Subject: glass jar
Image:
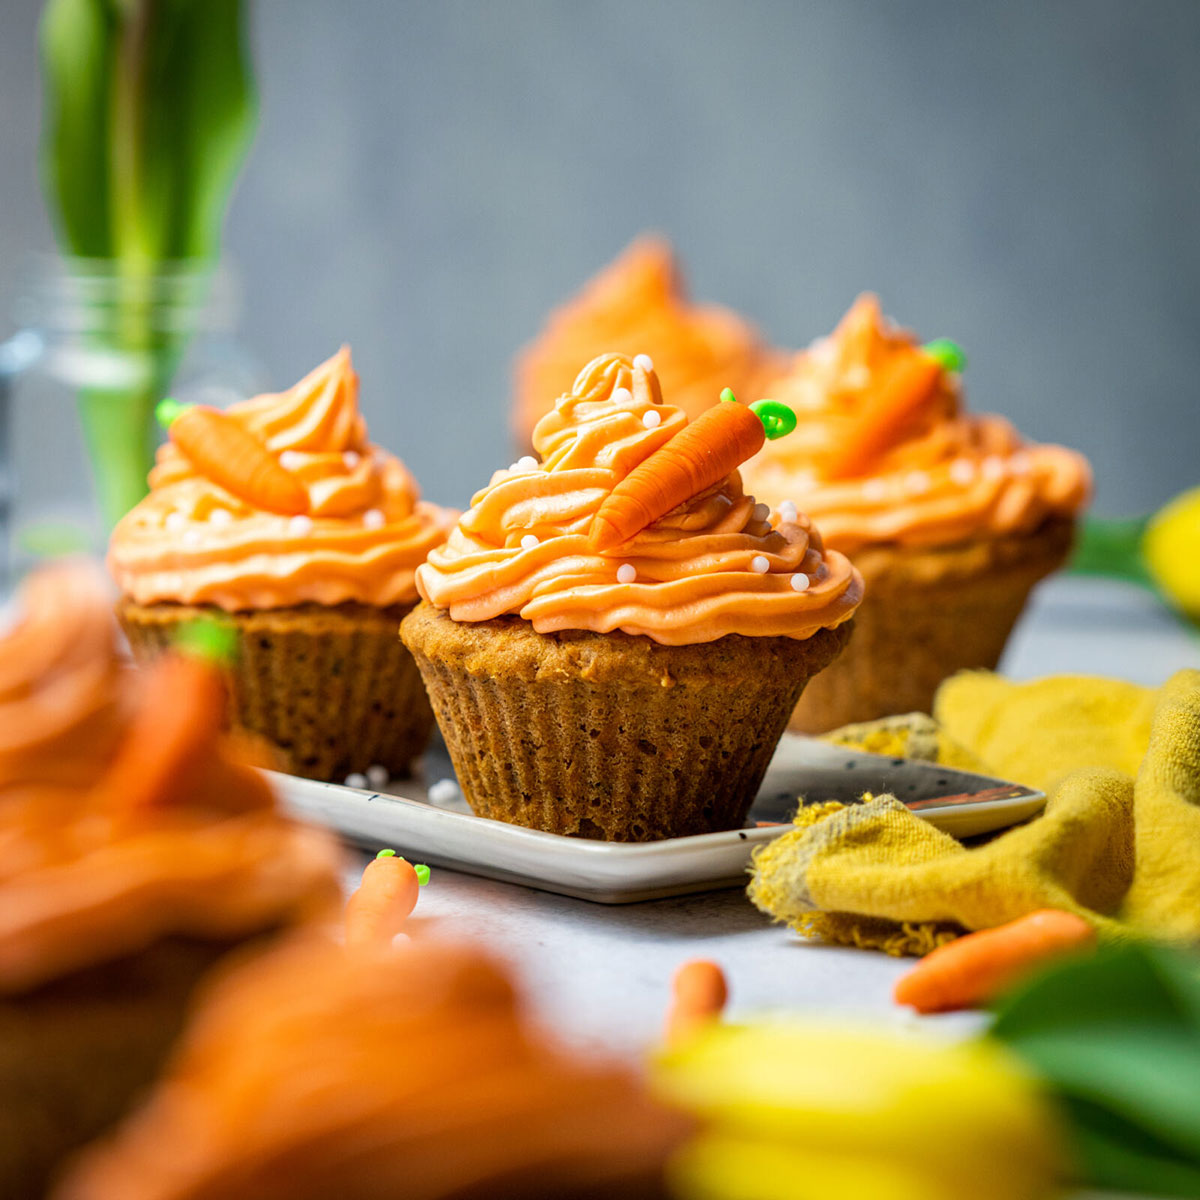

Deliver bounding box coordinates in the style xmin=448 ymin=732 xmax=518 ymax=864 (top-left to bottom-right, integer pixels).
xmin=0 ymin=258 xmax=263 ymax=589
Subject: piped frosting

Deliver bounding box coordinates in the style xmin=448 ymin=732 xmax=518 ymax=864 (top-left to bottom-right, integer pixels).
xmin=108 ymin=348 xmax=456 ymax=611
xmin=0 ymin=564 xmax=342 ymax=994
xmin=742 ymin=295 xmax=1092 ymax=553
xmin=419 ymin=353 xmax=862 ymax=645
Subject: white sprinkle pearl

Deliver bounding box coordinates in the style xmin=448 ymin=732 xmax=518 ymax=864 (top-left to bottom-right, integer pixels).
xmin=982 ymin=456 xmax=1007 ymax=480
xmin=642 ymin=409 xmax=662 ymax=429
xmin=633 ymin=354 xmax=654 ymax=372
xmin=515 ymin=455 xmax=538 ymax=470
xmin=520 ymin=534 xmax=539 ymax=550
xmin=182 ymin=529 xmax=202 ymax=548
xmin=289 ymin=515 xmax=313 ymax=536
xmin=790 ymin=573 xmax=811 ymax=592
xmin=905 ymin=471 xmax=931 ymax=494
xmin=780 ymin=500 xmax=799 ymax=523
xmin=843 ymin=364 xmax=870 ymax=388
xmin=209 ymin=509 xmax=232 ymax=526
xmin=363 ymin=509 xmax=385 ymax=529
xmin=165 ymin=512 xmax=186 ymax=533
xmin=949 ymin=458 xmax=976 ymax=486
xmin=365 ymin=764 xmax=390 ymax=788
xmin=1010 ymin=452 xmax=1033 ymax=475
xmin=279 ymin=450 xmax=304 ymax=471
xmin=616 ymin=563 xmax=636 ymax=584
xmin=751 ymin=555 xmax=770 ymax=574
xmin=752 ymin=502 xmax=770 ymax=523
xmin=863 ymin=479 xmax=888 ymax=502
xmin=343 ymin=450 xmax=360 ymax=469
xmin=344 ymin=772 xmax=368 ymax=790
xmin=428 ymin=778 xmax=462 ymax=806
xmin=612 ymin=387 xmax=633 ymax=406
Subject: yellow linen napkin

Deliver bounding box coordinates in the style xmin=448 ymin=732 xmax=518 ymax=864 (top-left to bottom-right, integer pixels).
xmin=750 ymin=669 xmax=1200 ymax=953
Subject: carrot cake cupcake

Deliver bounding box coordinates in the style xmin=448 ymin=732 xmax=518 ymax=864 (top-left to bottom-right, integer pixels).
xmin=0 ymin=564 xmax=342 ymax=1200
xmin=513 ymin=235 xmax=782 ymax=447
xmin=741 ymin=295 xmax=1092 ymax=731
xmin=403 ymin=352 xmax=862 ymax=840
xmin=109 ymin=348 xmax=457 ymax=781
xmin=56 ymin=932 xmax=689 ymax=1200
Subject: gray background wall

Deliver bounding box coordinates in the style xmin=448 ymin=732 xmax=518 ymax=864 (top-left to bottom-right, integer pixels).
xmin=2 ymin=0 xmax=1198 ymax=515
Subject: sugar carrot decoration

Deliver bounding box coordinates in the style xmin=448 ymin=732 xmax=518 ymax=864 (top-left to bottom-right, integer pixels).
xmin=157 ymin=398 xmax=309 ymax=516
xmin=590 ymin=390 xmax=796 ymax=550
xmin=821 ymin=339 xmax=965 ymax=480
xmin=97 ymin=619 xmax=273 ymax=817
xmin=893 ymin=909 xmax=1096 ymax=1014
xmin=344 ymin=849 xmax=430 ymax=955
xmin=665 ymin=959 xmax=728 ymax=1046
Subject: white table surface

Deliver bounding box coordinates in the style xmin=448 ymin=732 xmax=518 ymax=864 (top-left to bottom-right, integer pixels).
xmin=343 ymin=576 xmax=1200 ymax=1055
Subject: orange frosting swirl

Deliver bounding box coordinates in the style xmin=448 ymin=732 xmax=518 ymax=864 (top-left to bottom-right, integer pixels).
xmin=742 ymin=295 xmax=1092 ymax=554
xmin=0 ymin=563 xmax=131 ymax=795
xmin=513 ymin=235 xmax=783 ymax=445
xmin=55 ymin=936 xmax=689 ymax=1200
xmin=418 ymin=353 xmax=862 ymax=645
xmin=108 ymin=348 xmax=456 ymax=611
xmin=0 ymin=564 xmax=342 ymax=994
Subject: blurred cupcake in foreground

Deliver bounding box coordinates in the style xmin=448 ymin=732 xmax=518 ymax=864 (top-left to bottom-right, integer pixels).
xmin=741 ymin=295 xmax=1092 ymax=731
xmin=57 ymin=933 xmax=688 ymax=1200
xmin=109 ymin=348 xmax=457 ymax=781
xmin=513 ymin=235 xmax=782 ymax=447
xmin=0 ymin=564 xmax=342 ymax=1200
xmin=404 ymin=352 xmax=861 ymax=841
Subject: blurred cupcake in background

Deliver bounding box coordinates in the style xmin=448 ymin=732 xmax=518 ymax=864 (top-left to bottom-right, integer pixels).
xmin=405 ymin=352 xmax=861 ymax=841
xmin=0 ymin=564 xmax=342 ymax=1200
xmin=741 ymin=295 xmax=1092 ymax=731
xmin=513 ymin=235 xmax=782 ymax=447
xmin=56 ymin=935 xmax=689 ymax=1200
xmin=109 ymin=348 xmax=457 ymax=782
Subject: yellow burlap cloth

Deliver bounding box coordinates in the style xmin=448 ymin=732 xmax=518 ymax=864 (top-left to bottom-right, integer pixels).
xmin=749 ymin=669 xmax=1200 ymax=955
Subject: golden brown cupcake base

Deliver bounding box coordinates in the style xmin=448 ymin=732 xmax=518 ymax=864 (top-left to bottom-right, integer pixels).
xmin=789 ymin=518 xmax=1075 ymax=733
xmin=0 ymin=937 xmax=249 ymax=1200
xmin=402 ymin=603 xmax=850 ymax=841
xmin=118 ymin=601 xmax=433 ymax=782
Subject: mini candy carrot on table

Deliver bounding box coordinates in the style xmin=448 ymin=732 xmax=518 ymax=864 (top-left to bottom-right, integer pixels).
xmin=344 ymin=849 xmax=431 ymax=955
xmin=156 ymin=398 xmax=309 ymax=516
xmin=819 ymin=339 xmax=966 ymax=480
xmin=664 ymin=959 xmax=728 ymax=1047
xmin=590 ymin=389 xmax=796 ymax=550
xmin=893 ymin=908 xmax=1096 ymax=1014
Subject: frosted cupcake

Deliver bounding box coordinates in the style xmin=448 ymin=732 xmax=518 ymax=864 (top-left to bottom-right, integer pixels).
xmin=57 ymin=935 xmax=689 ymax=1200
xmin=403 ymin=352 xmax=862 ymax=841
xmin=109 ymin=348 xmax=457 ymax=781
xmin=0 ymin=564 xmax=342 ymax=1200
xmin=513 ymin=235 xmax=782 ymax=447
xmin=741 ymin=295 xmax=1092 ymax=731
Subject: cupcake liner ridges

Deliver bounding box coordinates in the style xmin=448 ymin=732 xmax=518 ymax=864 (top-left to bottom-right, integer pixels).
xmin=118 ymin=601 xmax=433 ymax=782
xmin=401 ymin=603 xmax=851 ymax=841
xmin=789 ymin=517 xmax=1075 ymax=733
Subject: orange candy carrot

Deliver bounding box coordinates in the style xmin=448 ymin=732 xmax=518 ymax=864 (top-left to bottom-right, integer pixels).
xmin=97 ymin=653 xmax=226 ymax=818
xmin=820 ymin=347 xmax=945 ymax=480
xmin=344 ymin=851 xmax=428 ymax=954
xmin=893 ymin=909 xmax=1097 ymax=1014
xmin=590 ymin=391 xmax=793 ymax=550
xmin=157 ymin=399 xmax=309 ymax=516
xmin=665 ymin=959 xmax=728 ymax=1046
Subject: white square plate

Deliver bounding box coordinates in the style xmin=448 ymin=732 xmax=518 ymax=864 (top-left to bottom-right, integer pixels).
xmin=275 ymin=734 xmax=1043 ymax=903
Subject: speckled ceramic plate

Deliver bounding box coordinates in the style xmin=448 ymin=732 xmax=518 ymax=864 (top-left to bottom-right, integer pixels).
xmin=275 ymin=734 xmax=1043 ymax=904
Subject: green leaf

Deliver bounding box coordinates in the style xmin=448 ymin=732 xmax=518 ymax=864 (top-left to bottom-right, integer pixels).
xmin=39 ymin=0 xmax=116 ymax=256
xmin=990 ymin=944 xmax=1200 ymax=1196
